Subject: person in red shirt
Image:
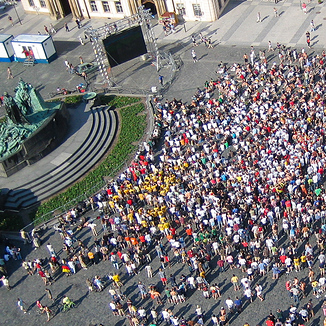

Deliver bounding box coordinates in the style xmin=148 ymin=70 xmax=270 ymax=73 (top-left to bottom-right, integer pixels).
xmin=139 ymin=235 xmax=146 ymax=244
xmin=279 ymin=254 xmax=287 ymax=266
xmin=266 ymin=316 xmax=275 ymax=326
xmin=185 ymin=228 xmax=193 ymax=238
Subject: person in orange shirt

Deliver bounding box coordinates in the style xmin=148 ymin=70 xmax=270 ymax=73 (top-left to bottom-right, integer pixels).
xmin=166 ymin=234 xmax=173 ymax=241
xmin=125 ymin=236 xmax=131 ymax=247
xmin=186 ymin=227 xmax=193 ymax=238
xmin=130 ymin=237 xmax=138 ymax=246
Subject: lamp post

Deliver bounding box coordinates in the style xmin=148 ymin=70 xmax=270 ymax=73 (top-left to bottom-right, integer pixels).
xmin=12 ymin=1 xmax=22 ymax=25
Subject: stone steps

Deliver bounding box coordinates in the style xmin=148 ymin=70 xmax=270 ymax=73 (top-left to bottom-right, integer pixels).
xmin=4 ymin=106 xmax=117 ymax=210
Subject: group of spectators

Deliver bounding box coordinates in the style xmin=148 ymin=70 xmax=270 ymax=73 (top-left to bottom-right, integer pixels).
xmin=3 ymin=43 xmax=326 ymax=326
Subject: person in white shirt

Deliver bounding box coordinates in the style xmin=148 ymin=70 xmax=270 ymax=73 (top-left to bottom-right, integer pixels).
xmin=225 ymin=297 xmax=234 ymax=311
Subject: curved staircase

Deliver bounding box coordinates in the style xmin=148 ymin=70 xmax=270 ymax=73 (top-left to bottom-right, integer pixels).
xmin=3 ymin=105 xmax=118 ymax=210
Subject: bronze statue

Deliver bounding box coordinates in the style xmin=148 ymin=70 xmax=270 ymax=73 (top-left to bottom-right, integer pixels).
xmin=0 ymin=79 xmax=61 ymax=159
xmin=3 ymin=92 xmax=30 ymax=125
xmin=15 ymin=79 xmax=32 ymax=115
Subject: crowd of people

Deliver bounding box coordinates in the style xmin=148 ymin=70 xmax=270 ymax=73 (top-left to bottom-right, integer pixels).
xmin=3 ymin=43 xmax=326 ymax=325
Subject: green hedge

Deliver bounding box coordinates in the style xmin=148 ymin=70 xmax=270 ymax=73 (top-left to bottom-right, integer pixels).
xmin=33 ymin=96 xmax=146 ymax=221
xmin=64 ymin=95 xmax=83 ymax=104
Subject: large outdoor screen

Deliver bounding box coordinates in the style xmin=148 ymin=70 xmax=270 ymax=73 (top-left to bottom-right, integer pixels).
xmin=102 ymin=26 xmax=147 ymax=67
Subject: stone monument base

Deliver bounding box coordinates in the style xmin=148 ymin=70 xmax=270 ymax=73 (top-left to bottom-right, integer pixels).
xmin=0 ymin=104 xmax=69 ymax=177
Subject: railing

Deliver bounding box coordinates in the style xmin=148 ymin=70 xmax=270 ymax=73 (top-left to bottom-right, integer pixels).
xmin=157 ymin=51 xmax=183 ymax=96
xmin=21 ymin=87 xmax=157 ymax=232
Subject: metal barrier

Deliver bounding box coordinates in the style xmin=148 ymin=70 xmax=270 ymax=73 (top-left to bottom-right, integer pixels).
xmin=21 ymin=87 xmax=158 ymax=232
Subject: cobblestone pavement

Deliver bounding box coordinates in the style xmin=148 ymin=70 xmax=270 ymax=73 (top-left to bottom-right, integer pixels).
xmin=0 ymin=217 xmax=325 ymax=326
xmin=1 ymin=0 xmax=326 ymax=107
xmin=1 ymin=0 xmax=326 ymax=325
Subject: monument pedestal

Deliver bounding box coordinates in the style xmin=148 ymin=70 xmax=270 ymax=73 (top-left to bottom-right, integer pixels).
xmin=0 ymin=104 xmax=69 ymax=177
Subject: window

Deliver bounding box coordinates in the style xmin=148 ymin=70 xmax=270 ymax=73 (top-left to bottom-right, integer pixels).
xmin=176 ymin=3 xmax=186 ymax=15
xmin=28 ymin=0 xmax=35 ymax=7
xmin=90 ymin=1 xmax=98 ymax=11
xmin=115 ymin=1 xmax=123 ymax=13
xmin=39 ymin=0 xmax=46 ymax=7
xmin=192 ymin=4 xmax=202 ymax=17
xmin=102 ymin=1 xmax=110 ymax=12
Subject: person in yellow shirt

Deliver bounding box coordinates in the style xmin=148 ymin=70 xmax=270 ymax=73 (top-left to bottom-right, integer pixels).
xmin=293 ymin=257 xmax=300 ymax=272
xmin=231 ymin=274 xmax=240 ymax=291
xmin=127 ymin=212 xmax=134 ymax=224
xmin=163 ymin=222 xmax=170 ymax=235
xmin=158 ymin=223 xmax=164 ymax=233
xmin=141 ymin=220 xmax=148 ymax=228
xmin=112 ymin=273 xmax=122 ymax=287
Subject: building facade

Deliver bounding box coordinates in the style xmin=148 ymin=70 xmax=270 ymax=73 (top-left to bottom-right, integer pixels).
xmin=21 ymin=0 xmax=229 ymax=21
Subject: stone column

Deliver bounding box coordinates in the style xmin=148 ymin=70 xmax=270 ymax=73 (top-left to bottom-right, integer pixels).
xmin=44 ymin=0 xmax=55 ymax=17
xmin=53 ymin=0 xmax=65 ymax=18
xmin=155 ymin=0 xmax=166 ymax=16
xmin=68 ymin=0 xmax=78 ymax=17
xmin=129 ymin=0 xmax=137 ymax=15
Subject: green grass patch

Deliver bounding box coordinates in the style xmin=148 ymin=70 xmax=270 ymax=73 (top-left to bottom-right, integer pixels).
xmin=33 ymin=96 xmax=146 ymax=222
xmin=64 ymin=95 xmax=83 ymax=104
xmin=99 ymin=95 xmax=140 ymax=108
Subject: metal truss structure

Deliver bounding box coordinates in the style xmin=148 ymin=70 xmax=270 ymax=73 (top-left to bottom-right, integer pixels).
xmin=84 ymin=6 xmax=161 ymax=87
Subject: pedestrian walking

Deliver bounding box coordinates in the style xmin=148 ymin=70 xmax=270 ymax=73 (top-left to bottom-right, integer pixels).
xmin=159 ymin=75 xmax=164 ymax=85
xmin=257 ymin=12 xmax=261 ymax=23
xmin=78 ymin=36 xmax=85 ymax=45
xmin=255 ymin=284 xmax=264 ymax=301
xmin=20 ymin=229 xmax=31 ymax=244
xmin=191 ymin=49 xmax=198 ymax=63
xmin=44 ymin=306 xmax=53 ymax=321
xmin=44 ymin=25 xmax=49 ymax=34
xmin=64 ymin=22 xmax=69 ymax=32
xmin=1 ymin=276 xmax=11 ymax=290
xmin=268 ymin=41 xmax=274 ymax=52
xmin=7 ymin=67 xmax=13 ymax=79
xmin=8 ymin=16 xmax=14 ymax=26
xmin=192 ymin=35 xmax=198 ymax=46
xmin=46 ymin=243 xmax=56 ymax=256
xmin=310 ymin=20 xmax=315 ymax=32
xmin=22 ymin=260 xmax=33 ymax=275
xmin=290 ymin=287 xmax=300 ymax=304
xmin=49 ymin=23 xmax=56 ymax=34
xmin=17 ymin=298 xmax=27 ymax=313
xmin=273 ymin=8 xmax=278 ymax=17
xmin=45 ymin=288 xmax=55 ymax=302
xmin=145 ymin=265 xmax=153 ymax=278
xmin=250 ymin=51 xmax=255 ymax=65
xmin=88 ymin=222 xmax=97 ymax=236
xmin=75 ymin=18 xmax=81 ymax=29
xmin=307 ymin=37 xmax=311 ymax=48
xmin=243 ymin=53 xmax=248 ymax=64
xmin=302 ymin=2 xmax=307 ymax=14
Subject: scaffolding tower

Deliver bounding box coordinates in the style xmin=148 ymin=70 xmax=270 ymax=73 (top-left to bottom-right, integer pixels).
xmin=84 ymin=6 xmax=161 ymax=87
